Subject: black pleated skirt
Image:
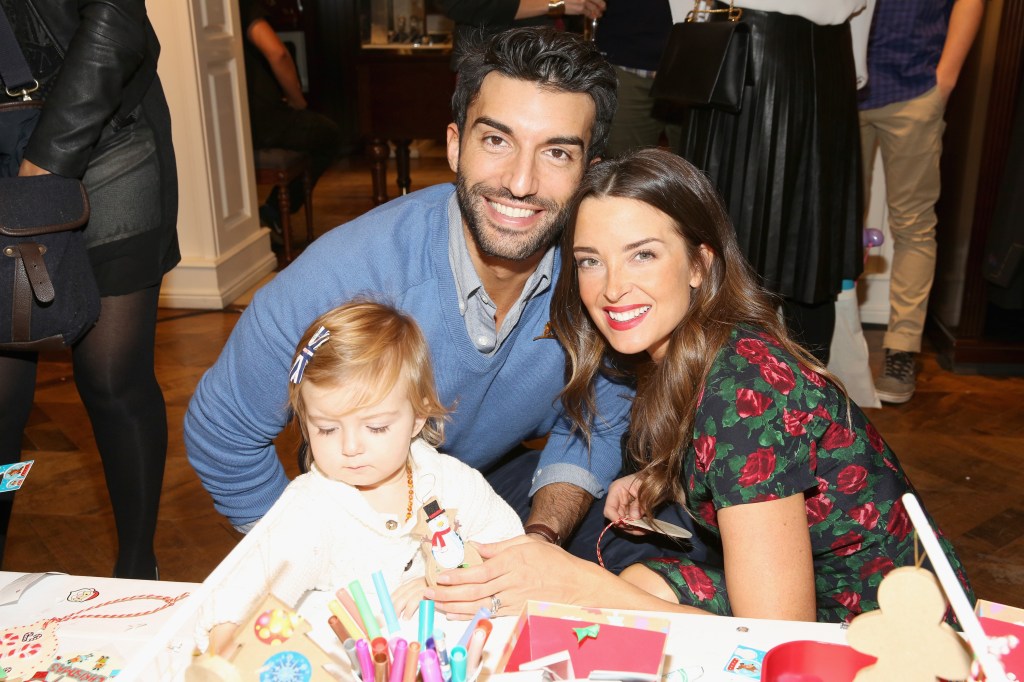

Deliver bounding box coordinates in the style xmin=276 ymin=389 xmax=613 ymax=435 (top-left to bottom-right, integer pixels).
xmin=676 ymin=8 xmax=863 ymax=305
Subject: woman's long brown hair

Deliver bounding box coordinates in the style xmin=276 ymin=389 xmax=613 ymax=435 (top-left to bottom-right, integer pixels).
xmin=550 ymin=148 xmax=845 ymax=518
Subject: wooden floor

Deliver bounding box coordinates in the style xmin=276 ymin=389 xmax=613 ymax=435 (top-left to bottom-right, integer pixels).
xmin=6 ymin=150 xmax=1024 ymax=613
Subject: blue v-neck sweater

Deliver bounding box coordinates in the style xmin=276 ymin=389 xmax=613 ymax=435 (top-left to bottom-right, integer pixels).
xmin=185 ymin=184 xmax=632 ymax=527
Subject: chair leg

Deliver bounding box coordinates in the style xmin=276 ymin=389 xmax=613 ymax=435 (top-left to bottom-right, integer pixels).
xmin=303 ymin=170 xmax=314 ymax=245
xmin=277 ymin=183 xmax=293 ymax=264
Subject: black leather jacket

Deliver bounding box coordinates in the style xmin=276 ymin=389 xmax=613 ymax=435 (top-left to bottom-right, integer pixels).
xmin=19 ymin=0 xmax=160 ymax=178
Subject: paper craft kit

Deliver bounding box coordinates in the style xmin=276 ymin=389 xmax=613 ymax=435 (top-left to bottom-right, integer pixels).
xmin=495 ymin=601 xmax=670 ymax=680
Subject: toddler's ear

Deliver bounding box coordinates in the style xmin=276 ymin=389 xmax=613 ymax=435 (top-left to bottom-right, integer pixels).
xmin=411 ymin=416 xmax=428 ymax=439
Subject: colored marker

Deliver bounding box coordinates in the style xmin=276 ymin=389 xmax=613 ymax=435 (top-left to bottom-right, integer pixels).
xmin=449 ymin=646 xmax=467 ymax=682
xmin=350 ymin=579 xmax=383 ymax=640
xmin=328 ymin=615 xmax=351 ymax=643
xmin=467 ymin=627 xmax=487 ymax=673
xmin=403 ymin=641 xmax=421 ymax=682
xmin=456 ymin=607 xmax=490 ymax=649
xmin=344 ymin=638 xmax=361 ymax=679
xmin=337 ymin=587 xmax=370 ymax=634
xmin=420 ymin=647 xmax=444 ymax=682
xmin=418 ymin=599 xmax=435 ymax=645
xmin=433 ymin=627 xmax=452 ymax=682
xmin=372 ymin=570 xmax=402 ymax=634
xmin=389 ymin=638 xmax=408 ymax=682
xmin=373 ymin=636 xmax=390 ymax=682
xmin=471 ymin=618 xmax=492 ymax=647
xmin=329 ymin=598 xmax=367 ymax=641
xmin=357 ymin=638 xmax=376 ymax=682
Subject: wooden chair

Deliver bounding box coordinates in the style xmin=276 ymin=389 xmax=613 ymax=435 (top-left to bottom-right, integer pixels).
xmin=253 ymin=148 xmax=314 ymax=263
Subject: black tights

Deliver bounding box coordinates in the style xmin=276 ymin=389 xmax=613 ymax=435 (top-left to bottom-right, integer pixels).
xmin=0 ymin=285 xmax=166 ymax=578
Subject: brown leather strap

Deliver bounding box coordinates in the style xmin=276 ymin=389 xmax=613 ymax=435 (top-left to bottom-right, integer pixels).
xmin=524 ymin=522 xmax=562 ymax=546
xmin=16 ymin=242 xmax=54 ymax=303
xmin=5 ymin=242 xmax=51 ymax=343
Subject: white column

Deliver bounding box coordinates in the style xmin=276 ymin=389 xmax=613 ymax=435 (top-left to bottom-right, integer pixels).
xmin=150 ymin=0 xmax=276 ymax=309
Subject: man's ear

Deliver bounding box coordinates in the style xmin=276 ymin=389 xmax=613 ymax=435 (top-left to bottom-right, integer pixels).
xmin=446 ymin=123 xmax=461 ymax=174
xmin=589 ymin=155 xmax=602 ymax=166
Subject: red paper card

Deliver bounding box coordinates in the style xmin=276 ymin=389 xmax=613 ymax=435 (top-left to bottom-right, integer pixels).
xmin=502 ymin=615 xmax=668 ymax=677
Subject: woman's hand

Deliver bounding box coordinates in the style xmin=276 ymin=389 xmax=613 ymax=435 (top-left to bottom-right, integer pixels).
xmin=426 ymin=536 xmax=587 ymax=619
xmin=392 ymin=577 xmax=428 ymax=620
xmin=604 ymin=474 xmax=647 ymax=534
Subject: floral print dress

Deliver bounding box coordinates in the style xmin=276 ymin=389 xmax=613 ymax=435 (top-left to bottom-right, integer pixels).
xmin=642 ymin=326 xmax=973 ymax=623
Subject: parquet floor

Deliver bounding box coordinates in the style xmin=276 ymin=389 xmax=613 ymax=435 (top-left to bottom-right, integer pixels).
xmin=5 ymin=150 xmax=1024 ymax=613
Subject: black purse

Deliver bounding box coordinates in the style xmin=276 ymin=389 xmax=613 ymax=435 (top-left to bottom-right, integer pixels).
xmin=0 ymin=5 xmax=98 ymax=352
xmin=651 ymin=0 xmax=751 ymax=114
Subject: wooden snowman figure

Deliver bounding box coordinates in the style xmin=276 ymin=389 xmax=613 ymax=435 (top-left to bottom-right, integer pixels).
xmin=415 ymin=497 xmax=482 ymax=586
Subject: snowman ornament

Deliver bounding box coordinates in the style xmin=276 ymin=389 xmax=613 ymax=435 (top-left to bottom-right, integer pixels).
xmin=414 ymin=497 xmax=482 ymax=586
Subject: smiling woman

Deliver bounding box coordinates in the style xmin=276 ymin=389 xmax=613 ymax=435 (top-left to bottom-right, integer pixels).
xmin=539 ymin=148 xmax=975 ymax=624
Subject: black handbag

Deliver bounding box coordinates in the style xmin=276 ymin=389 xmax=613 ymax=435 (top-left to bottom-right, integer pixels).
xmin=651 ymin=0 xmax=751 ymax=114
xmin=0 ymin=6 xmax=98 ymax=352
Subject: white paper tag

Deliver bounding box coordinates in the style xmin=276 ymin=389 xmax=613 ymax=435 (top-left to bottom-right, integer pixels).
xmin=623 ymin=518 xmax=692 ymax=540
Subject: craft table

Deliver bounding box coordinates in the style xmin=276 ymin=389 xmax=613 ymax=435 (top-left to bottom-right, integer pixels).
xmin=0 ymin=571 xmax=849 ymax=681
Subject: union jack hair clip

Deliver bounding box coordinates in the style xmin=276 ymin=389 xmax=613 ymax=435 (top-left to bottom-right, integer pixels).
xmin=289 ymin=325 xmax=331 ymax=384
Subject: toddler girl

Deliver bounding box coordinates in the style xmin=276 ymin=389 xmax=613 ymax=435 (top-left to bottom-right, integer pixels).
xmin=201 ymin=300 xmax=523 ymax=645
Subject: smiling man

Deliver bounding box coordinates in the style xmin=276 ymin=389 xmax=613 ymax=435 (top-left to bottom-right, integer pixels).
xmin=186 ymin=29 xmax=699 ymax=604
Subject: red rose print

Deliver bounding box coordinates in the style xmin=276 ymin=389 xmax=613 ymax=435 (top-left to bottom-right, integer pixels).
xmin=736 ymin=338 xmax=772 ymax=363
xmin=887 ymin=498 xmax=912 ymax=541
xmin=800 ymin=365 xmax=827 ymax=387
xmin=783 ymin=408 xmax=813 ymax=436
xmin=859 ymin=556 xmax=895 ymax=580
xmin=883 ymin=457 xmax=899 ymax=473
xmin=694 ymin=434 xmax=717 ymax=473
xmin=678 ymin=564 xmax=717 ymax=602
xmin=738 ymin=447 xmax=776 ymax=487
xmin=812 ymin=404 xmax=832 ymax=420
xmin=831 ymin=531 xmax=864 ymax=557
xmin=865 ymin=423 xmax=885 ymax=454
xmin=833 ymin=590 xmax=862 ymax=615
xmin=698 ymin=500 xmax=718 ymax=528
xmin=760 ymin=356 xmax=796 ymax=394
xmin=804 ymin=494 xmax=834 ymax=525
xmin=836 ymin=464 xmax=869 ymax=494
xmin=736 ymin=388 xmax=772 ymax=418
xmin=821 ymin=422 xmax=856 ymax=451
xmin=849 ymin=502 xmax=880 ymax=529
xmin=809 ymin=441 xmax=818 ymax=471
xmin=752 ymin=493 xmax=780 ymax=503
xmin=816 ymin=476 xmax=829 ymax=494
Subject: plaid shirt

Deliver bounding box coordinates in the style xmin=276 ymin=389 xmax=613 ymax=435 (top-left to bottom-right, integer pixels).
xmin=859 ymin=0 xmax=954 ymax=110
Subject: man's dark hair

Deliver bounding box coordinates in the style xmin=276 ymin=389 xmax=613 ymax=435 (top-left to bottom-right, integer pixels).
xmin=451 ymin=27 xmax=617 ymax=163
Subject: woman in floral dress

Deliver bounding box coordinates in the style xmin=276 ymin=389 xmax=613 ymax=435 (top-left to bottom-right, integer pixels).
xmin=546 ymin=148 xmax=972 ymax=623
xmin=427 ymin=148 xmax=972 ymax=624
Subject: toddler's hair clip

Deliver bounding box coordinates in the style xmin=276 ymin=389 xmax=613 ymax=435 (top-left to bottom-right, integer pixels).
xmin=289 ymin=325 xmax=331 ymax=384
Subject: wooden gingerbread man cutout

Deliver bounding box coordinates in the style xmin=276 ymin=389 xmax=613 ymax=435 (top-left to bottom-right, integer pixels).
xmin=846 ymin=566 xmax=972 ymax=682
xmin=413 ymin=497 xmax=482 ymax=586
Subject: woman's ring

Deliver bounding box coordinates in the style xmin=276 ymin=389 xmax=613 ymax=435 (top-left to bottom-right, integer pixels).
xmin=490 ymin=594 xmax=501 ymax=616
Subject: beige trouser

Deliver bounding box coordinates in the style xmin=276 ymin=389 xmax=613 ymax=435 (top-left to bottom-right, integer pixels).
xmin=860 ymin=85 xmax=947 ymax=354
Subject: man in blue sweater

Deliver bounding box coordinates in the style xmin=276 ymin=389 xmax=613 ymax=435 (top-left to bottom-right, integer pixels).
xmin=187 ymin=29 xmax=704 ymax=601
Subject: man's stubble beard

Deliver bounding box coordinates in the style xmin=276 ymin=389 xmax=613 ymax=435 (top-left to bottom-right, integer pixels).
xmin=455 ymin=171 xmax=569 ymax=261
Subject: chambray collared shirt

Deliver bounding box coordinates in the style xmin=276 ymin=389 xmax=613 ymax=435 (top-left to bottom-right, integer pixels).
xmin=446 ymin=193 xmax=555 ymax=356
xmin=859 ymin=0 xmax=954 ymax=110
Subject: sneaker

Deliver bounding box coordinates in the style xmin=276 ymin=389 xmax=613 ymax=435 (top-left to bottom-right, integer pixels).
xmin=876 ymin=349 xmax=917 ymax=404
